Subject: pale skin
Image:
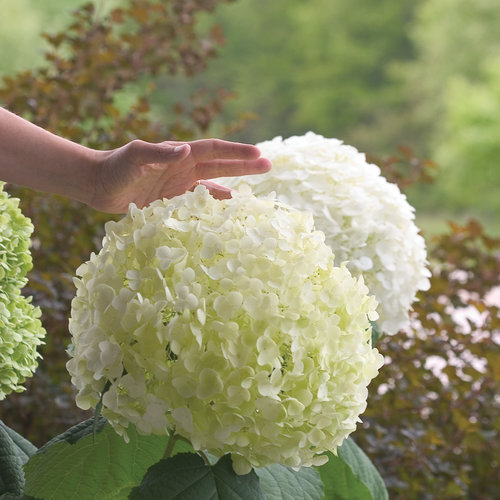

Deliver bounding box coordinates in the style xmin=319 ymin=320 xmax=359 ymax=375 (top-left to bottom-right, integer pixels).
xmin=0 ymin=107 xmax=271 ymax=213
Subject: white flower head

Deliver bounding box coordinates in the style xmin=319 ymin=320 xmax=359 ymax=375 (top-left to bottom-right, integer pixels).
xmin=68 ymin=185 xmax=383 ymax=473
xmin=0 ymin=182 xmax=46 ymax=400
xmin=221 ymin=132 xmax=431 ymax=334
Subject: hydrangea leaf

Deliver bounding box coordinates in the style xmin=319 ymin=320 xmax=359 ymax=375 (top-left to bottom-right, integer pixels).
xmin=317 ymin=454 xmax=372 ymax=500
xmin=0 ymin=494 xmax=35 ymax=500
xmin=254 ymin=463 xmax=324 ymax=499
xmin=337 ymin=438 xmax=388 ymax=500
xmin=36 ymin=416 xmax=107 ymax=454
xmin=24 ymin=422 xmax=168 ymax=500
xmin=0 ymin=422 xmax=25 ymax=496
xmin=0 ymin=422 xmax=37 ymax=464
xmin=129 ymin=453 xmax=265 ymax=500
xmin=316 ymin=438 xmax=388 ymax=500
xmin=172 ymin=438 xmax=195 ymax=456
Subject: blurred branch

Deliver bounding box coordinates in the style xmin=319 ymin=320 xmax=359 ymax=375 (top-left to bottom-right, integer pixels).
xmin=367 ymin=146 xmax=438 ymax=189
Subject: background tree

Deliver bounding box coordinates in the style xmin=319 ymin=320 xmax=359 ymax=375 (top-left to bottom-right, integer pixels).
xmin=431 ymin=58 xmax=500 ymax=214
xmin=0 ymin=0 xmax=95 ymax=77
xmin=172 ymin=0 xmax=421 ymax=153
xmin=0 ymin=1 xmax=41 ymax=77
xmin=355 ymin=210 xmax=500 ymax=498
xmin=401 ymin=0 xmax=500 ymax=222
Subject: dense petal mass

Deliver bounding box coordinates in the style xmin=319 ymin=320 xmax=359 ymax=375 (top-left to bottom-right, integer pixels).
xmin=221 ymin=133 xmax=431 ymax=334
xmin=67 ymin=185 xmax=384 ymax=472
xmin=0 ymin=182 xmax=46 ymax=399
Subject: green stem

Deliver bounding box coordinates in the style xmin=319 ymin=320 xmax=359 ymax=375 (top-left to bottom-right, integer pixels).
xmin=198 ymin=449 xmax=211 ymax=466
xmin=162 ymin=430 xmax=177 ymax=460
xmin=175 ymin=435 xmax=193 ymax=446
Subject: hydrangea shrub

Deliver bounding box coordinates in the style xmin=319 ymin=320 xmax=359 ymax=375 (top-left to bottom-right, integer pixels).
xmin=0 ymin=182 xmax=45 ymax=400
xmin=67 ymin=186 xmax=384 ymax=474
xmin=221 ymin=133 xmax=431 ymax=334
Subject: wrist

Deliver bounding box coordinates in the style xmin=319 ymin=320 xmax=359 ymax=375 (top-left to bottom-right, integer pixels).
xmin=74 ymin=147 xmax=106 ymax=208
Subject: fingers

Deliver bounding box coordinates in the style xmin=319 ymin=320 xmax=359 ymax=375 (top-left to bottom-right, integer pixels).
xmin=125 ymin=138 xmax=271 ymax=189
xmin=129 ymin=138 xmax=269 ymax=170
xmin=189 ymin=138 xmax=262 ymax=161
xmin=194 ymin=180 xmax=233 ymax=200
xmin=127 ymin=138 xmax=266 ymax=168
xmin=194 ymin=157 xmax=272 ymax=180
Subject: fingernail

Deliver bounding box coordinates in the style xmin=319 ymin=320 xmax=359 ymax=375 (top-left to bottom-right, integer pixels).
xmin=174 ymin=144 xmax=187 ymax=153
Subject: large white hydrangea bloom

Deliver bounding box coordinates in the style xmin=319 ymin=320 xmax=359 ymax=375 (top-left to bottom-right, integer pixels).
xmin=0 ymin=182 xmax=45 ymax=400
xmin=68 ymin=186 xmax=383 ymax=474
xmin=221 ymin=133 xmax=431 ymax=334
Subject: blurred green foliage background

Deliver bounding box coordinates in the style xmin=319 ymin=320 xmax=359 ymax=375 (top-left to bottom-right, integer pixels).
xmin=2 ymin=0 xmax=500 ymax=234
xmin=0 ymin=1 xmax=499 ymax=498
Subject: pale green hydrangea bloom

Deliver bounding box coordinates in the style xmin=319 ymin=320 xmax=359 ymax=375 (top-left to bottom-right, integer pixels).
xmin=220 ymin=133 xmax=431 ymax=335
xmin=0 ymin=182 xmax=46 ymax=399
xmin=68 ymin=186 xmax=384 ymax=474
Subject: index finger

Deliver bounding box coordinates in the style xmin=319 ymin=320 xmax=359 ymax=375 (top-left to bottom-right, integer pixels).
xmin=188 ymin=138 xmax=262 ymax=162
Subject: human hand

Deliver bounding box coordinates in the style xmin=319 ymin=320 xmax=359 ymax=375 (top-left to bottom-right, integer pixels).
xmin=88 ymin=138 xmax=271 ymax=213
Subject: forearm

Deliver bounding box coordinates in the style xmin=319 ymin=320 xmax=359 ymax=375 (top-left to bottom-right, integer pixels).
xmin=0 ymin=107 xmax=98 ymax=204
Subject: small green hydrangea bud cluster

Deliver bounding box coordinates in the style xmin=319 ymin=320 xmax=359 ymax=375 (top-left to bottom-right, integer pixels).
xmin=221 ymin=133 xmax=431 ymax=335
xmin=68 ymin=186 xmax=384 ymax=474
xmin=0 ymin=182 xmax=45 ymax=400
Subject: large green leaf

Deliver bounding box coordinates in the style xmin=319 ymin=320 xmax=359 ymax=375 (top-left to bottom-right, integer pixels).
xmin=171 ymin=438 xmax=195 ymax=456
xmin=36 ymin=416 xmax=107 ymax=454
xmin=255 ymin=463 xmax=324 ymax=499
xmin=317 ymin=438 xmax=388 ymax=500
xmin=0 ymin=424 xmax=37 ymax=465
xmin=317 ymin=452 xmax=372 ymax=500
xmin=338 ymin=438 xmax=387 ymax=500
xmin=0 ymin=494 xmax=34 ymax=499
xmin=129 ymin=453 xmax=265 ymax=500
xmin=0 ymin=422 xmax=26 ymax=496
xmin=23 ymin=422 xmax=168 ymax=500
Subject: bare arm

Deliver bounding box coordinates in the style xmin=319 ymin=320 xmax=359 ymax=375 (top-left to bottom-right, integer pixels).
xmin=0 ymin=107 xmax=99 ymax=204
xmin=0 ymin=107 xmax=271 ymax=213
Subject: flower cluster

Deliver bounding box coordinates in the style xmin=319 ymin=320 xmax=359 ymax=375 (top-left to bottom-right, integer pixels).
xmin=221 ymin=133 xmax=431 ymax=334
xmin=0 ymin=182 xmax=45 ymax=400
xmin=68 ymin=185 xmax=384 ymax=474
